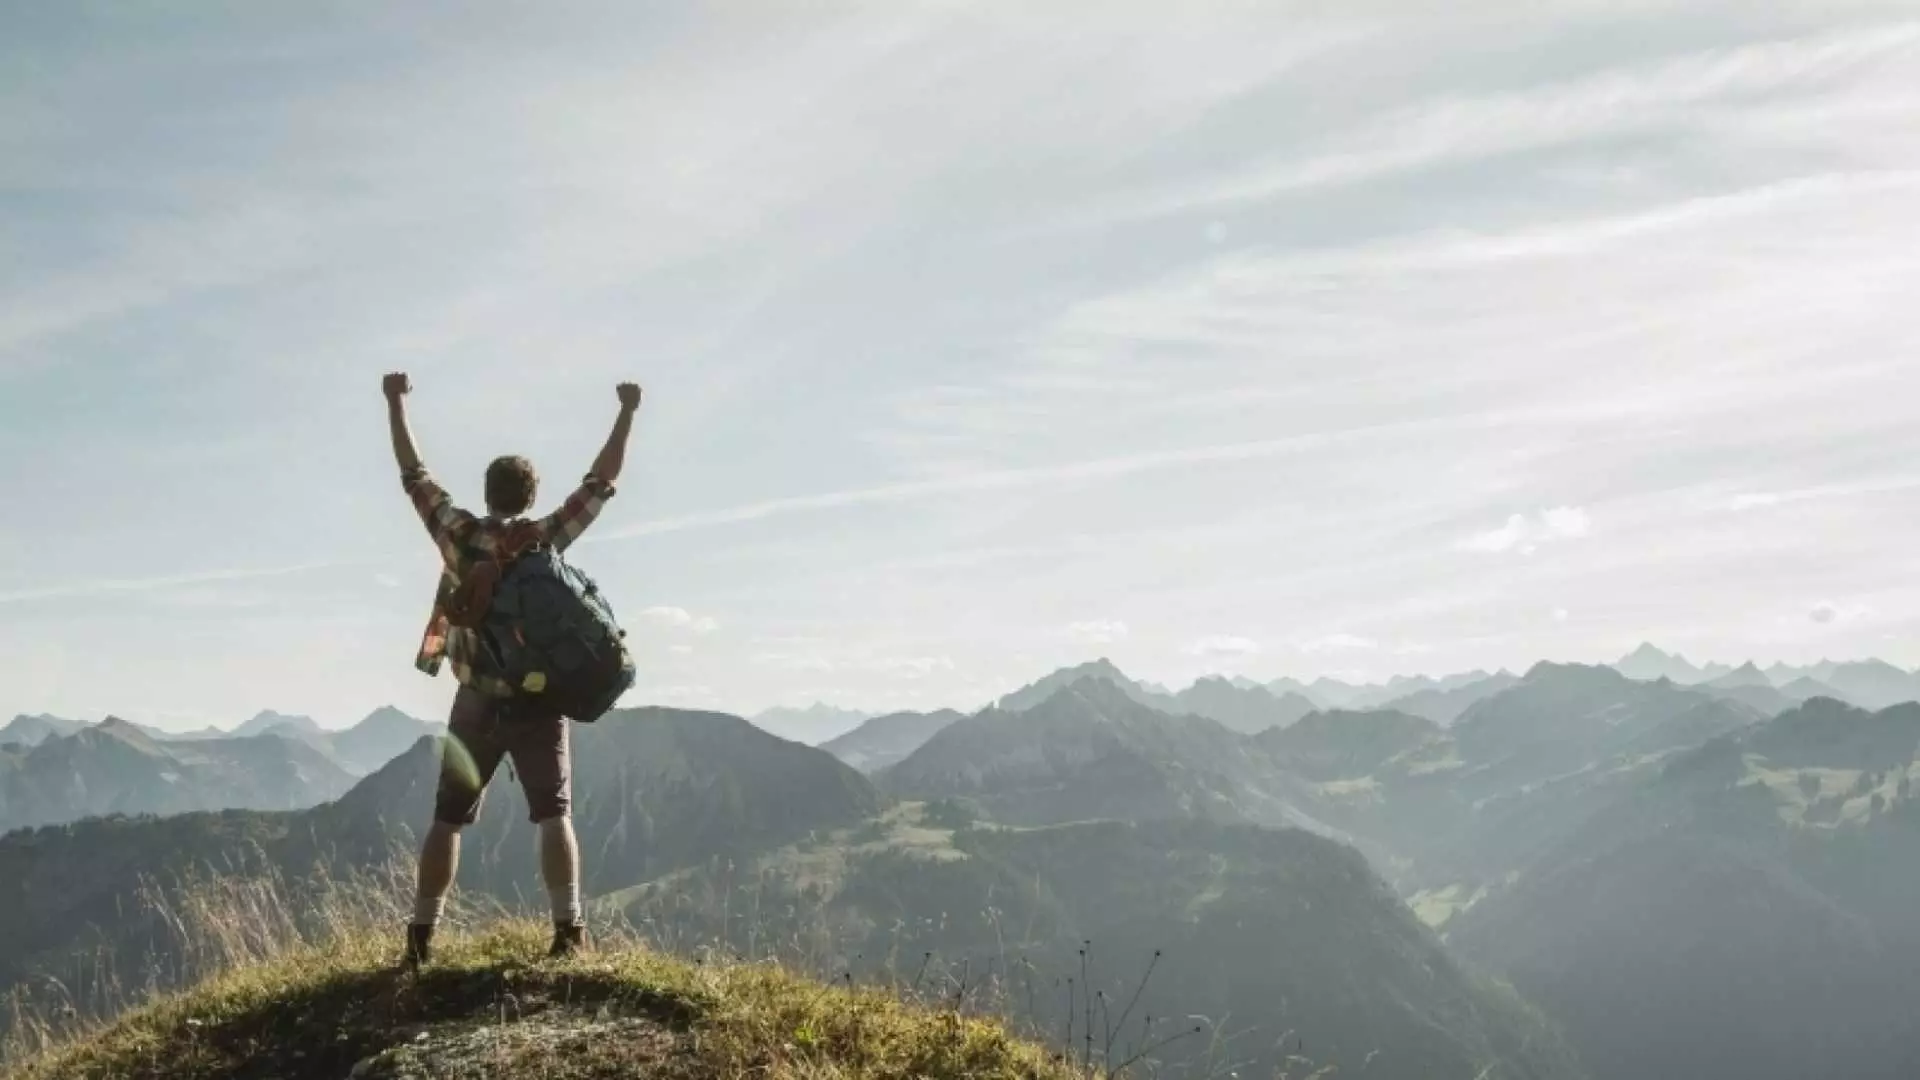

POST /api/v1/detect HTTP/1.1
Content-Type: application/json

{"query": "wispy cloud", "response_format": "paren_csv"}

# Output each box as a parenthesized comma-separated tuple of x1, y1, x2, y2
(0, 561, 342, 606)
(1728, 475, 1920, 511)
(1185, 635, 1261, 659)
(1810, 601, 1873, 625)
(1067, 620, 1130, 645)
(1295, 633, 1380, 654)
(1460, 508, 1593, 555)
(639, 606, 721, 635)
(1059, 22, 1920, 229)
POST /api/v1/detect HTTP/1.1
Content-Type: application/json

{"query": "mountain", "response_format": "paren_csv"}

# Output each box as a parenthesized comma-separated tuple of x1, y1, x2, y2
(1264, 676, 1333, 709)
(315, 708, 882, 895)
(616, 813, 1584, 1080)
(325, 706, 441, 774)
(0, 714, 82, 748)
(1170, 676, 1318, 732)
(1611, 642, 1710, 683)
(1000, 664, 1319, 734)
(0, 718, 357, 836)
(747, 702, 872, 744)
(1265, 671, 1507, 713)
(995, 658, 1167, 712)
(1380, 671, 1520, 724)
(1257, 708, 1442, 782)
(1779, 675, 1855, 704)
(231, 709, 323, 739)
(1697, 681, 1804, 717)
(1705, 660, 1768, 689)
(0, 707, 881, 999)
(1695, 663, 1806, 715)
(887, 678, 1323, 832)
(1448, 663, 1761, 790)
(1271, 663, 1765, 896)
(1451, 698, 1920, 1080)
(1804, 659, 1920, 710)
(141, 723, 231, 741)
(818, 709, 962, 772)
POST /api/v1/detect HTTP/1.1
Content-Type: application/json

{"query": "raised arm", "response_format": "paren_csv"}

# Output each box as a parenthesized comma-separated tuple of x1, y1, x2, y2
(384, 372, 423, 473)
(384, 372, 473, 551)
(537, 383, 640, 551)
(590, 382, 643, 485)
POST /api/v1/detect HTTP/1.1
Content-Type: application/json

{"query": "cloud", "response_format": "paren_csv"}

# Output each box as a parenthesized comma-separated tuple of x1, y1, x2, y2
(753, 651, 838, 673)
(1296, 633, 1379, 654)
(639, 606, 720, 634)
(1460, 507, 1592, 555)
(1062, 23, 1920, 229)
(0, 560, 344, 605)
(1185, 635, 1261, 658)
(667, 644, 695, 656)
(1729, 476, 1920, 512)
(872, 656, 956, 679)
(753, 649, 953, 679)
(652, 684, 716, 703)
(590, 419, 1482, 543)
(1810, 601, 1873, 625)
(1067, 620, 1130, 644)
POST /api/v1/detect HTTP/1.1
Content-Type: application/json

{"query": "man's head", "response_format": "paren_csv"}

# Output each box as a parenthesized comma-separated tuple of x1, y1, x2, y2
(485, 455, 538, 517)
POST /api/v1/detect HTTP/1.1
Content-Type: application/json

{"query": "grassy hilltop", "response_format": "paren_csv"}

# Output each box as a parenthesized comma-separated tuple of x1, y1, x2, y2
(10, 921, 1068, 1080)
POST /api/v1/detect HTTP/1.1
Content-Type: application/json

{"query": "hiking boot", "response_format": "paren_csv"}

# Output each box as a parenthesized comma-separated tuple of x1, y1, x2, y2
(405, 923, 435, 968)
(548, 922, 588, 960)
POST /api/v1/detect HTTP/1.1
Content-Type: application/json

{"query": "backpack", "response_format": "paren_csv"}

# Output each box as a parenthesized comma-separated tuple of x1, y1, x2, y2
(453, 532, 636, 723)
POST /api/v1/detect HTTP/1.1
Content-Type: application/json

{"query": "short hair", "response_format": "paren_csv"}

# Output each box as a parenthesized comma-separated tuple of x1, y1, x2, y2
(485, 455, 538, 516)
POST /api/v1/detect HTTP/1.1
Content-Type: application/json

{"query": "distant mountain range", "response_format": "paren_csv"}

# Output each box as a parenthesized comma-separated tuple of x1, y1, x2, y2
(818, 709, 963, 772)
(0, 707, 880, 1010)
(0, 707, 442, 835)
(998, 657, 1348, 733)
(1610, 643, 1920, 709)
(6, 707, 438, 760)
(0, 717, 358, 836)
(1452, 696, 1920, 1080)
(891, 677, 1326, 830)
(616, 811, 1583, 1080)
(12, 647, 1920, 1080)
(0, 714, 84, 747)
(746, 703, 872, 744)
(0, 705, 1576, 1080)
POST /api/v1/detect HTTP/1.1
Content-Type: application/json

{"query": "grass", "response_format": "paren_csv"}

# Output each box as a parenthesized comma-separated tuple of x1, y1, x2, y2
(7, 921, 1070, 1080)
(1, 838, 1072, 1080)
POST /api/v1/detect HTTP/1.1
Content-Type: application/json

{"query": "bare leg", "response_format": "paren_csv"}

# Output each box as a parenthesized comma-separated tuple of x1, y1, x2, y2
(414, 820, 461, 925)
(537, 815, 581, 926)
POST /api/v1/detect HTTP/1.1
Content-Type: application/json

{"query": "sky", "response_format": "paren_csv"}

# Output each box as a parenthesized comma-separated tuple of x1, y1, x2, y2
(5, 1, 1920, 730)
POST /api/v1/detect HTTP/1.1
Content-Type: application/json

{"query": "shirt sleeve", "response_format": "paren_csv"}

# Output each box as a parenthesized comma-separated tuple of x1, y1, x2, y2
(401, 466, 477, 554)
(538, 473, 617, 552)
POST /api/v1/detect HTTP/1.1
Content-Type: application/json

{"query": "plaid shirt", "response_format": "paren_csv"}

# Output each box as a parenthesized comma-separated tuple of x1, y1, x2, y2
(401, 466, 616, 697)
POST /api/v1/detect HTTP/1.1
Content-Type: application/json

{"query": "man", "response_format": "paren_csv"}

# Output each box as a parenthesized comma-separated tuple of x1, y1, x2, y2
(382, 371, 641, 966)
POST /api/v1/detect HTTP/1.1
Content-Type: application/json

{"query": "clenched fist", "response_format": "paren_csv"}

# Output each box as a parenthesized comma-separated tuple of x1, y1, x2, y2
(383, 372, 412, 399)
(617, 382, 643, 410)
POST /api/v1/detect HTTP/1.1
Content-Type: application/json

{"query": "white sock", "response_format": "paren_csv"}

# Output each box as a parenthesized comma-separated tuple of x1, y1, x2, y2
(414, 894, 447, 927)
(548, 884, 582, 927)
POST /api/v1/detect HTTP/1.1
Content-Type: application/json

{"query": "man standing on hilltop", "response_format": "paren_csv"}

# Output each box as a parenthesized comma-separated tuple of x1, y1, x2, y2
(382, 371, 641, 966)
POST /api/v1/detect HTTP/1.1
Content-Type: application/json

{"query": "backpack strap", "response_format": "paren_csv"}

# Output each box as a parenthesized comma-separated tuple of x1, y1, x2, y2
(444, 522, 546, 629)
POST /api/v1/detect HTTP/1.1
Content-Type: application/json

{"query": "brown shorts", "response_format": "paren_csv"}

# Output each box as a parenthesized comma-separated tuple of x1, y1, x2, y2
(434, 684, 572, 825)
